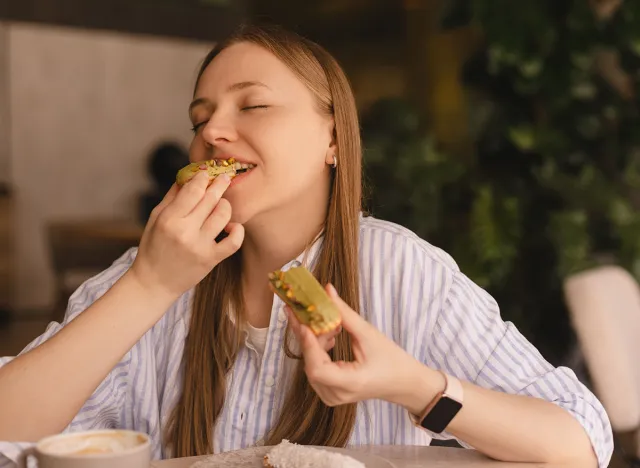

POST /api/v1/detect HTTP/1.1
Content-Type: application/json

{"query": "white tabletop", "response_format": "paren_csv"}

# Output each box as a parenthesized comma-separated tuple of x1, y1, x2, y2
(151, 445, 559, 467)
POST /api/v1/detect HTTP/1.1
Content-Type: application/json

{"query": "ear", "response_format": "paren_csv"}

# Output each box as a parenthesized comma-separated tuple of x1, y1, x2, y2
(325, 145, 337, 166)
(324, 118, 337, 166)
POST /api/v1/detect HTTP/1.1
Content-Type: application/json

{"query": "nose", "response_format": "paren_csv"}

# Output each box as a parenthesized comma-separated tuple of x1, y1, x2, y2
(201, 111, 238, 146)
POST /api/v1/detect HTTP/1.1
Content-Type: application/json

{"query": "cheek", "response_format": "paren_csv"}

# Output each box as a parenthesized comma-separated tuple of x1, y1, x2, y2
(262, 157, 327, 211)
(253, 115, 329, 172)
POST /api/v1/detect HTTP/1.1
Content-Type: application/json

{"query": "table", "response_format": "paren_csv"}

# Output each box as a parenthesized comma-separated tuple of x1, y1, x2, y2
(152, 445, 555, 467)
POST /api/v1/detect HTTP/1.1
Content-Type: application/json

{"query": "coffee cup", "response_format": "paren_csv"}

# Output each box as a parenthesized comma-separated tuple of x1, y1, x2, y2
(17, 429, 151, 467)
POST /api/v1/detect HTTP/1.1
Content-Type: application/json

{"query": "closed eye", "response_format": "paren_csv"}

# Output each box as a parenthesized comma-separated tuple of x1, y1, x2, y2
(190, 121, 208, 134)
(241, 105, 269, 111)
(190, 105, 268, 132)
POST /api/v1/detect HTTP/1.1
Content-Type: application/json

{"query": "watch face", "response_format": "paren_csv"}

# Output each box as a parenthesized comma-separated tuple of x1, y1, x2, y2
(421, 396, 462, 433)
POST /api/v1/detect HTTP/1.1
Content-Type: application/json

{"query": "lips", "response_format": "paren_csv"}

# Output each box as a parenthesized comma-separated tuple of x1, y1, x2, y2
(211, 158, 256, 173)
(175, 156, 257, 186)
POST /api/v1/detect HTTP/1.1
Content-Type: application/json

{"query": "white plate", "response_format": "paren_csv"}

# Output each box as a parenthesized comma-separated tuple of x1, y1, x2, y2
(188, 445, 395, 468)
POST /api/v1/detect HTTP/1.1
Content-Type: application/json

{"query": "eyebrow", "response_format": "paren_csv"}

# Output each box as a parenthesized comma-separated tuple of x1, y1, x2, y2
(228, 80, 270, 92)
(189, 81, 271, 114)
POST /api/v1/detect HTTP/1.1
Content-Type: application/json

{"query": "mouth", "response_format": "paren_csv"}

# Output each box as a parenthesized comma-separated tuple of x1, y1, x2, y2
(175, 157, 256, 186)
(211, 157, 256, 174)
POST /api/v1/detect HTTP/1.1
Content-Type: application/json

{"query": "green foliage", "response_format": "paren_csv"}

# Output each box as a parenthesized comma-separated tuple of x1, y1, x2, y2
(362, 0, 640, 363)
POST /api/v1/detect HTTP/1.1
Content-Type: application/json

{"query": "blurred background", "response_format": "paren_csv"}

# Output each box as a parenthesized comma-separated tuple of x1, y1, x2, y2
(1, 0, 640, 465)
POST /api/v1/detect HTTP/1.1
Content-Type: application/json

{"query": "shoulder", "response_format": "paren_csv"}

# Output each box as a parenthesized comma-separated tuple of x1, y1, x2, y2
(357, 215, 500, 310)
(356, 214, 465, 330)
(356, 215, 502, 328)
(358, 214, 460, 275)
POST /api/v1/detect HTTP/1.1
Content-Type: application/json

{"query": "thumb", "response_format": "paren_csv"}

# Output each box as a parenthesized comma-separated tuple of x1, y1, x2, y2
(325, 283, 369, 338)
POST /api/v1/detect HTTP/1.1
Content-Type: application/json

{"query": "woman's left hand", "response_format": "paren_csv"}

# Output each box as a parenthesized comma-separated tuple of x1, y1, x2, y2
(286, 284, 434, 411)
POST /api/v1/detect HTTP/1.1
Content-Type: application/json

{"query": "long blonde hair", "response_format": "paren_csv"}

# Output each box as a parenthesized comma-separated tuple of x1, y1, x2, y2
(166, 23, 363, 457)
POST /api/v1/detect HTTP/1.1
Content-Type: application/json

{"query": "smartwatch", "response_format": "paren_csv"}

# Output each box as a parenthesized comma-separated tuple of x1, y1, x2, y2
(411, 371, 464, 434)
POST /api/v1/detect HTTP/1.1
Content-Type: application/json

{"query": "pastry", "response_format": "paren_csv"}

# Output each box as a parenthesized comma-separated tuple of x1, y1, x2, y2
(175, 158, 255, 186)
(268, 266, 341, 335)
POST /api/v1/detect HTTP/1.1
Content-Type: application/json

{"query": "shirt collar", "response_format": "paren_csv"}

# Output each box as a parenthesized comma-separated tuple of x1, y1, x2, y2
(279, 229, 324, 273)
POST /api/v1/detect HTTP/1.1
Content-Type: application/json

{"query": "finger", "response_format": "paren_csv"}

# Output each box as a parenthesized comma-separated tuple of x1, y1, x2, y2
(224, 222, 241, 234)
(188, 174, 231, 225)
(147, 184, 179, 226)
(161, 171, 210, 218)
(286, 307, 334, 355)
(323, 337, 336, 352)
(285, 308, 322, 356)
(317, 325, 340, 351)
(329, 324, 342, 337)
(210, 221, 244, 262)
(316, 333, 330, 350)
(289, 311, 355, 389)
(285, 307, 305, 343)
(201, 198, 232, 239)
(298, 323, 332, 370)
(326, 283, 369, 337)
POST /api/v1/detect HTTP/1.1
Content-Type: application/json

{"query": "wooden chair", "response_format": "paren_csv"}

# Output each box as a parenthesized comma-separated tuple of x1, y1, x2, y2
(564, 265, 640, 466)
(47, 219, 143, 322)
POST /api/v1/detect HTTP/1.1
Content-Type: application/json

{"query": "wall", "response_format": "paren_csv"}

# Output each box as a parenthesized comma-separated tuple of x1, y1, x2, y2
(5, 23, 409, 313)
(8, 22, 212, 312)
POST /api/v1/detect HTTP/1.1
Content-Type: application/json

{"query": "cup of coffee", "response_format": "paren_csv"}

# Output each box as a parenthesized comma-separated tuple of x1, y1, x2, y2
(17, 429, 151, 468)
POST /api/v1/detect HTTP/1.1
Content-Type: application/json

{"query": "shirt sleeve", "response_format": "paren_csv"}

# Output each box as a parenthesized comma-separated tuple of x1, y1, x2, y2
(423, 270, 614, 468)
(0, 249, 137, 467)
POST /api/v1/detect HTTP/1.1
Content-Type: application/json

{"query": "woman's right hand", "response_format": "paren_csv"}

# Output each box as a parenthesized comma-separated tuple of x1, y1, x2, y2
(0, 170, 244, 442)
(130, 170, 244, 301)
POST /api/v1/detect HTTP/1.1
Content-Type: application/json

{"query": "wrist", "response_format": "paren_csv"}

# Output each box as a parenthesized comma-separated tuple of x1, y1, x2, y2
(121, 268, 179, 310)
(387, 359, 446, 416)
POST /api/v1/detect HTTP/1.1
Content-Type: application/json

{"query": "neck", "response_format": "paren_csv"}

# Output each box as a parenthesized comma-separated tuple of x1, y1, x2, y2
(240, 178, 330, 289)
(241, 207, 325, 282)
(238, 174, 331, 329)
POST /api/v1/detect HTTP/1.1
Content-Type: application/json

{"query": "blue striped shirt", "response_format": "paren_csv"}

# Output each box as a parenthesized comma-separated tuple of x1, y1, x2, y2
(0, 215, 613, 467)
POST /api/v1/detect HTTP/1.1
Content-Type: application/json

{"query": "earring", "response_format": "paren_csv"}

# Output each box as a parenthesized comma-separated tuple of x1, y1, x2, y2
(332, 154, 338, 168)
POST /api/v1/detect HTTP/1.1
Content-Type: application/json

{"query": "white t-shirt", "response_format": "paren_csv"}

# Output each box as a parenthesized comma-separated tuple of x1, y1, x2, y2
(245, 322, 269, 355)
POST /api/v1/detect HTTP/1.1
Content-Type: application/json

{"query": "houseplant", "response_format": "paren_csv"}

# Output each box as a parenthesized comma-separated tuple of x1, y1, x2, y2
(362, 0, 640, 365)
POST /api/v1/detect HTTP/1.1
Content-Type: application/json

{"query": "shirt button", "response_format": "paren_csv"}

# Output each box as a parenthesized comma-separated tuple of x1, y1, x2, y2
(278, 310, 286, 322)
(265, 376, 275, 387)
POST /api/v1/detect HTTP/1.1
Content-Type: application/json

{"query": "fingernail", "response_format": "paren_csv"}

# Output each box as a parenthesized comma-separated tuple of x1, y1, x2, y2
(220, 174, 231, 184)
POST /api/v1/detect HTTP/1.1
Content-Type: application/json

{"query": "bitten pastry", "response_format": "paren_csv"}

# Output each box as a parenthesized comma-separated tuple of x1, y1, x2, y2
(263, 440, 365, 468)
(267, 266, 341, 335)
(175, 157, 255, 186)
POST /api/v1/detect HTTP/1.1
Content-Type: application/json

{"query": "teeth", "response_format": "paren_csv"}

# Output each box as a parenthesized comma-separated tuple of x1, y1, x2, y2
(214, 159, 255, 169)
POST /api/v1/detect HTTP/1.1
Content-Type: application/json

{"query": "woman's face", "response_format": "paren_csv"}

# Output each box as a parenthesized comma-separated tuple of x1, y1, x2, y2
(189, 41, 335, 226)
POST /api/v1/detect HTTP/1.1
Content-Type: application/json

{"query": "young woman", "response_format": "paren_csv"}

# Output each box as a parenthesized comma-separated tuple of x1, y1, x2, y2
(0, 24, 612, 468)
